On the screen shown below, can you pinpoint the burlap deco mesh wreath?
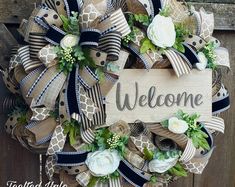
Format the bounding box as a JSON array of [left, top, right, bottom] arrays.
[[0, 0, 231, 186]]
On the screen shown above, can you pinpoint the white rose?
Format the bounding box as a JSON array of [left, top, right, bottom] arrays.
[[147, 15, 176, 48], [60, 34, 79, 49], [149, 157, 178, 173], [195, 52, 208, 71], [85, 149, 121, 177], [168, 117, 188, 134]]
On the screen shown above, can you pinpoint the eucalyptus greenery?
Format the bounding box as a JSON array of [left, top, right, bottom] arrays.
[[143, 147, 181, 161], [63, 119, 80, 145], [200, 42, 217, 70], [60, 11, 80, 35], [85, 128, 129, 158]]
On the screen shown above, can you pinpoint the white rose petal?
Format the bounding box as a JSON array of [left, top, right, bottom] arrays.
[[85, 149, 121, 177], [147, 15, 176, 48], [196, 52, 208, 71], [149, 157, 178, 173], [168, 117, 188, 134], [60, 34, 79, 49]]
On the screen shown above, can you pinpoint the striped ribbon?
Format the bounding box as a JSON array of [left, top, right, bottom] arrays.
[[202, 116, 224, 133], [98, 31, 122, 61], [80, 128, 95, 144], [18, 46, 42, 73], [97, 8, 131, 37], [164, 49, 191, 77], [179, 139, 196, 163], [28, 33, 48, 59], [109, 177, 122, 187], [44, 0, 56, 10]]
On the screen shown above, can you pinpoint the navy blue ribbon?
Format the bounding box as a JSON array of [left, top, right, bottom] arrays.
[[66, 67, 80, 116], [118, 161, 149, 187], [181, 43, 200, 66], [45, 25, 66, 45], [212, 95, 230, 114], [79, 29, 101, 47], [64, 0, 83, 16], [56, 152, 88, 165], [151, 0, 162, 16]]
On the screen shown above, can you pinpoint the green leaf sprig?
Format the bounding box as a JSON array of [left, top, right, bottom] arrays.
[[122, 13, 150, 46], [86, 128, 129, 158], [63, 119, 80, 145], [173, 23, 190, 53], [55, 46, 100, 75], [87, 171, 120, 187], [143, 147, 181, 161], [159, 7, 171, 17], [168, 162, 187, 177], [176, 110, 210, 150], [60, 11, 80, 35], [201, 42, 217, 70], [140, 37, 156, 54]]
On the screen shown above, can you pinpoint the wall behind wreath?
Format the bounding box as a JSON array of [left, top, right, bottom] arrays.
[[0, 0, 234, 186]]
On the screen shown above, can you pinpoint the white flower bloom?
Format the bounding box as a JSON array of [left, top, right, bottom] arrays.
[[85, 149, 121, 177], [147, 15, 176, 48], [60, 34, 79, 49], [168, 117, 188, 134], [196, 52, 208, 71], [149, 157, 178, 173]]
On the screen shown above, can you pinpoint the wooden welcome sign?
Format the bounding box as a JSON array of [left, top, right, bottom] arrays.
[[106, 69, 212, 124]]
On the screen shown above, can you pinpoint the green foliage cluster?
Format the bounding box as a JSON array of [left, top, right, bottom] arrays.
[[87, 171, 120, 187], [201, 42, 217, 70], [122, 13, 150, 46], [168, 162, 188, 177], [86, 128, 129, 158], [60, 12, 80, 35], [173, 23, 190, 53], [143, 147, 181, 161], [55, 46, 101, 77], [63, 119, 80, 145], [176, 110, 210, 150]]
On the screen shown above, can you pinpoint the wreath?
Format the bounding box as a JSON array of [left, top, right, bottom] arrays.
[[1, 0, 231, 186]]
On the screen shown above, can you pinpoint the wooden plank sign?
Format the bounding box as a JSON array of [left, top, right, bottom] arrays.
[[106, 69, 212, 124]]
